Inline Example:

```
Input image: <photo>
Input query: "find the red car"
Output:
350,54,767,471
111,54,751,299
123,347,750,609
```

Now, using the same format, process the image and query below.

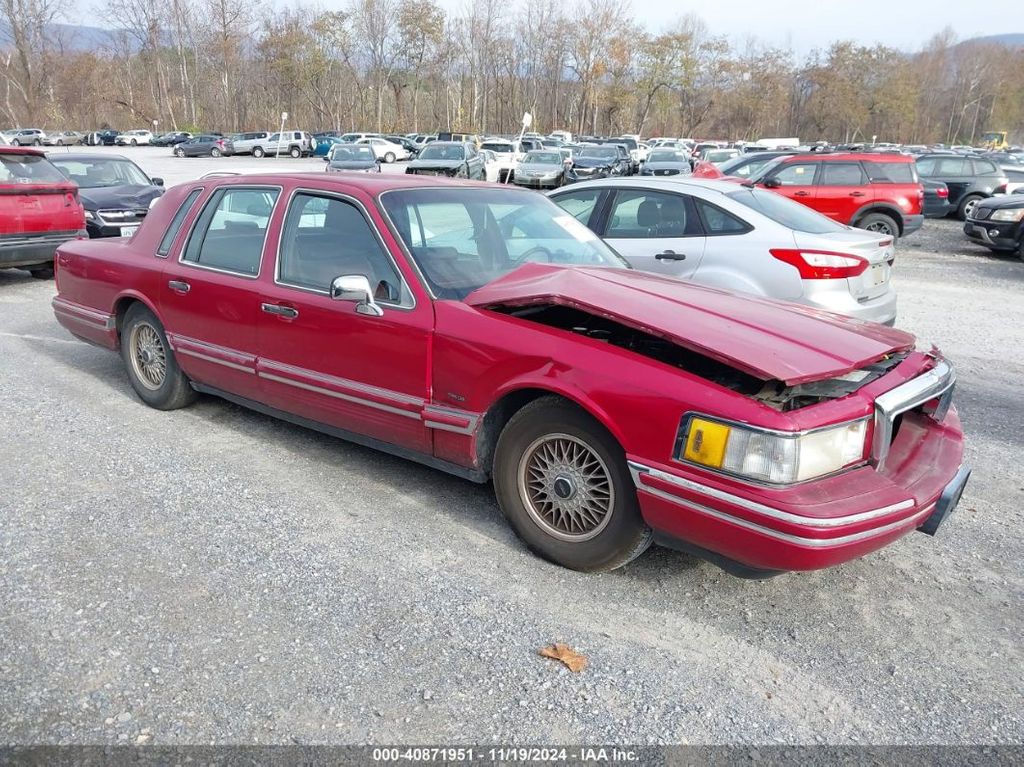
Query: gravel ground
1,156,1022,746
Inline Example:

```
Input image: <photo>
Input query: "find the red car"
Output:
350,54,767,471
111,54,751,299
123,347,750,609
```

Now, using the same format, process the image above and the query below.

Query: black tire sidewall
493,399,649,572
253,147,264,158
959,195,982,220
858,212,898,236
120,305,191,409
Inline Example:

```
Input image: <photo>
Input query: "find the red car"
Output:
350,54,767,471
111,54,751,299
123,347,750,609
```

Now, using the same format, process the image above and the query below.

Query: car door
597,188,706,278
159,184,281,402
761,160,819,206
256,187,433,453
814,161,869,223
934,157,970,205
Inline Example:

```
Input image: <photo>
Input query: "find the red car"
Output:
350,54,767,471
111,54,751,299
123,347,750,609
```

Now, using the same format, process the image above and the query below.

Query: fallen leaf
538,643,587,673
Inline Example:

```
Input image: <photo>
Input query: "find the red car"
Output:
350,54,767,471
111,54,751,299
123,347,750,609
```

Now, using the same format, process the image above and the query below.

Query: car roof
780,152,914,163
550,177,748,197
192,173,516,195
48,152,132,162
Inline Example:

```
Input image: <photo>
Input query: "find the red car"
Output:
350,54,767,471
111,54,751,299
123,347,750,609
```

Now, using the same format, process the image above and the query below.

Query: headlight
83,210,96,221
679,415,868,484
990,207,1024,222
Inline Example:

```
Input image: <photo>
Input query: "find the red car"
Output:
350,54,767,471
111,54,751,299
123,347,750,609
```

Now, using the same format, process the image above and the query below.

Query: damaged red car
51,174,969,577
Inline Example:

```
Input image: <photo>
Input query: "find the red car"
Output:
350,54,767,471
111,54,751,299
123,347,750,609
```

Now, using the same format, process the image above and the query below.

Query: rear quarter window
157,189,202,256
866,161,917,184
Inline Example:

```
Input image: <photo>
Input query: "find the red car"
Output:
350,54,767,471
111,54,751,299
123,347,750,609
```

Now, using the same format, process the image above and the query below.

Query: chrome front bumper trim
872,359,955,470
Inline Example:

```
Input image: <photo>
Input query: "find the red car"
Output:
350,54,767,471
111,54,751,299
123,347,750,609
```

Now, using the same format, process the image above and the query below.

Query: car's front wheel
174,147,185,157
120,304,197,410
253,146,264,158
289,146,301,158
959,194,983,220
384,151,396,163
493,397,652,572
858,212,899,237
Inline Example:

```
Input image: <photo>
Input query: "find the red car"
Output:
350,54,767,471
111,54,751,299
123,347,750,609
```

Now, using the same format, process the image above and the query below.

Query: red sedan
51,173,968,577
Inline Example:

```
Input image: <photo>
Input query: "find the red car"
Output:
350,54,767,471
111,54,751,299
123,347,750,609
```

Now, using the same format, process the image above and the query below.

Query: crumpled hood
466,264,915,385
79,184,162,211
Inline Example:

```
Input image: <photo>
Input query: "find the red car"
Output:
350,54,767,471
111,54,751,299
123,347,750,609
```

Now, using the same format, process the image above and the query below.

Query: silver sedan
549,177,898,325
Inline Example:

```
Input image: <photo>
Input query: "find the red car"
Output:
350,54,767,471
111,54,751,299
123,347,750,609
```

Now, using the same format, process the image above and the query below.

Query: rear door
598,188,706,278
814,161,869,224
160,184,280,402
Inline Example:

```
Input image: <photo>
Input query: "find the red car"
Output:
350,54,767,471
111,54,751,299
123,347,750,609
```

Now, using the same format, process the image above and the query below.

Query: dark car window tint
916,157,937,176
820,163,867,186
971,159,999,176
695,199,749,234
936,158,967,176
552,189,604,227
278,193,403,302
183,187,278,275
606,190,702,238
866,161,916,183
157,189,202,256
772,163,817,186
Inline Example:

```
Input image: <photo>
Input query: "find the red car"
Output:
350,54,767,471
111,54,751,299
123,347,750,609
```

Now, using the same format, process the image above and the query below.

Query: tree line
2,0,1023,144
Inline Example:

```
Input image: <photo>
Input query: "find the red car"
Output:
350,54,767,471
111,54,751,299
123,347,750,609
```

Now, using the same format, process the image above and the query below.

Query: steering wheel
511,246,553,266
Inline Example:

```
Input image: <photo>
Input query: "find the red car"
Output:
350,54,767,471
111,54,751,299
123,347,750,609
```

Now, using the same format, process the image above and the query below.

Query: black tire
33,139,41,146
492,396,652,572
29,266,54,279
289,146,301,158
210,147,221,157
253,146,265,158
130,138,137,146
11,139,20,146
958,194,983,221
174,147,185,158
384,151,396,163
857,212,899,237
120,304,197,411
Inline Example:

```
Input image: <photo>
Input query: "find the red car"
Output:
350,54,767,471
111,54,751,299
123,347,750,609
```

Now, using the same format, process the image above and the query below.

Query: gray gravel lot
1,151,1022,746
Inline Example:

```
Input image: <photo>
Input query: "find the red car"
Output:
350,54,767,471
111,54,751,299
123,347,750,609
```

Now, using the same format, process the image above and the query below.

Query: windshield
330,145,375,162
50,157,150,187
717,155,782,178
523,151,561,165
728,188,845,234
578,147,616,160
418,144,464,161
481,142,513,153
380,188,629,299
706,150,738,163
0,153,68,184
745,155,790,182
649,150,687,163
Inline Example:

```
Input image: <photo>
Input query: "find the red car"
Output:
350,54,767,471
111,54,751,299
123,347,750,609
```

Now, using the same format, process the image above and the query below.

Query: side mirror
762,177,781,189
330,274,383,317
151,177,164,186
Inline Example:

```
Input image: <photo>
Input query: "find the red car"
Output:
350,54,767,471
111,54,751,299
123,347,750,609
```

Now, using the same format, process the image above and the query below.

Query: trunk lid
0,182,82,235
467,264,914,385
794,229,896,300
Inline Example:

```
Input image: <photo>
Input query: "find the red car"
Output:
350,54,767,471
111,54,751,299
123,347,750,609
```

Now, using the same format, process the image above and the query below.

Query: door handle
655,250,686,261
794,191,810,197
850,191,866,197
261,303,299,319
168,279,190,293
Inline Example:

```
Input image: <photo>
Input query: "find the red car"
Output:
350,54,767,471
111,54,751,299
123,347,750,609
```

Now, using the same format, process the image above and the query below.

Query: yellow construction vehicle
981,131,1009,151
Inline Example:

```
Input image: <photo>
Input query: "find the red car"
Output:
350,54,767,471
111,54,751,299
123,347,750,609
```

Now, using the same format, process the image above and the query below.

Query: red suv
0,147,85,278
737,153,924,238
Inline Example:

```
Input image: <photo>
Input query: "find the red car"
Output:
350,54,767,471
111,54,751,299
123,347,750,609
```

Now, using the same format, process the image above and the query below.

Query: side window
916,158,937,176
552,189,604,227
972,159,998,176
937,158,967,176
820,162,867,186
182,187,278,275
771,163,817,186
695,199,750,234
157,188,202,257
606,190,702,238
278,193,404,303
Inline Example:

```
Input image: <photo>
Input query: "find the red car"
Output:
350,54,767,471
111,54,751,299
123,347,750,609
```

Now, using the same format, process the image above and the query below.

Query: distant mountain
0,21,140,53
957,33,1024,49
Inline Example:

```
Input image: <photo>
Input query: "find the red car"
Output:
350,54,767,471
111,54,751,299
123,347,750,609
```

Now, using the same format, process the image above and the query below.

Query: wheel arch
851,203,905,235
112,291,162,341
475,383,627,476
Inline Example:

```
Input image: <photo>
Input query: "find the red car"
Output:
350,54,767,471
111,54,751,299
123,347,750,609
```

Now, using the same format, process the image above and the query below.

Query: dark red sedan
51,173,969,577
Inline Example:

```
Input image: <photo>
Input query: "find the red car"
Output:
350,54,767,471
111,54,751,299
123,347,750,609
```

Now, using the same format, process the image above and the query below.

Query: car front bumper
963,220,1021,250
513,177,562,189
628,363,966,574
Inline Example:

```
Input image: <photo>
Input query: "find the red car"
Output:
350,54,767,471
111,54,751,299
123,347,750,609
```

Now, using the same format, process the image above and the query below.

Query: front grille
970,208,990,221
872,360,955,470
98,209,147,224
654,169,680,176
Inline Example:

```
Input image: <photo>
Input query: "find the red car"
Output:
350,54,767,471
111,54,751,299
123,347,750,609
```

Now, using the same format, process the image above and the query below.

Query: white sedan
355,137,409,163
549,177,899,325
115,130,153,146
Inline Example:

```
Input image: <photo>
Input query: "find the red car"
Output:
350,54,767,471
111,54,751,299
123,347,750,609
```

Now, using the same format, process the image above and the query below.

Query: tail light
64,190,78,207
936,187,949,199
878,238,893,248
769,249,869,279
993,185,1006,195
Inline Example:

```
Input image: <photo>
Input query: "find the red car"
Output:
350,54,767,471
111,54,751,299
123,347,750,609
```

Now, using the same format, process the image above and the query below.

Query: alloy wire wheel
129,322,167,391
517,433,615,541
